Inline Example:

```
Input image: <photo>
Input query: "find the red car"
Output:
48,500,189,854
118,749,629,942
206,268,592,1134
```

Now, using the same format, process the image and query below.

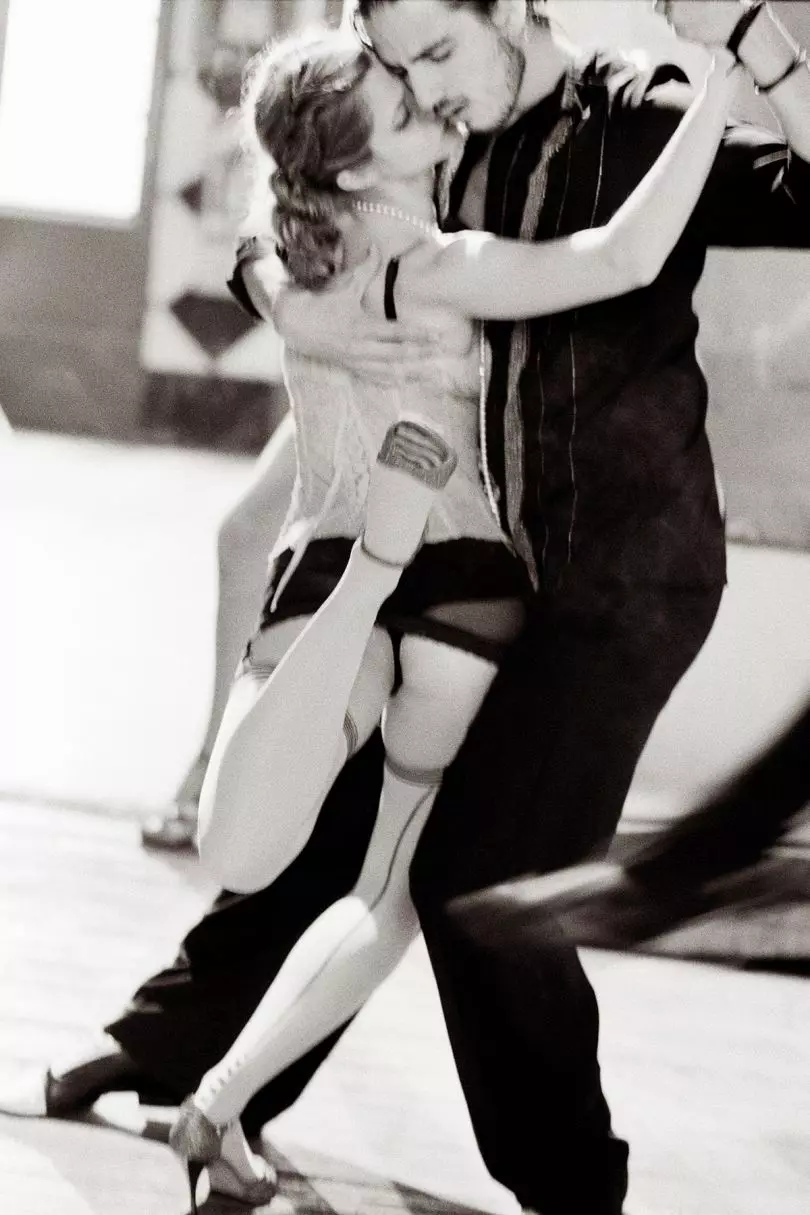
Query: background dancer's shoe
140,749,210,850
140,800,198,850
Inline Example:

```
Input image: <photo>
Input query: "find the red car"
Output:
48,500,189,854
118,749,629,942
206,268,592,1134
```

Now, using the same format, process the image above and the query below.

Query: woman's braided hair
242,29,374,290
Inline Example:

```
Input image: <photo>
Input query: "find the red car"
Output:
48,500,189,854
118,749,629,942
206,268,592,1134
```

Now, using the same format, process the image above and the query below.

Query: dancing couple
6,5,810,1215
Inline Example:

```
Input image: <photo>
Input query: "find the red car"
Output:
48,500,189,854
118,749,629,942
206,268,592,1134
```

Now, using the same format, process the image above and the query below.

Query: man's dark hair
356,1,548,26
357,0,498,16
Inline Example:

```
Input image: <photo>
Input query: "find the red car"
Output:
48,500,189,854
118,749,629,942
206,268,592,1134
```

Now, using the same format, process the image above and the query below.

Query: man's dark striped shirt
447,59,810,598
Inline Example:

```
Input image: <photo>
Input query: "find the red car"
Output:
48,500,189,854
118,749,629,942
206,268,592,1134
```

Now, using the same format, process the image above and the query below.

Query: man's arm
658,0,810,246
665,1,810,156
733,1,810,161
226,237,437,381
645,86,810,248
227,236,285,323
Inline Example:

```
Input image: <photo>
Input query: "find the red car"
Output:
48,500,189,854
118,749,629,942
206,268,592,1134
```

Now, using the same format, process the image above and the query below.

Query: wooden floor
1,431,809,1215
1,794,809,1215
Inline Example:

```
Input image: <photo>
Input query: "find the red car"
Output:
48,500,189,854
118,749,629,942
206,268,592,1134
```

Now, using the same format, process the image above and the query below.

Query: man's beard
490,37,527,133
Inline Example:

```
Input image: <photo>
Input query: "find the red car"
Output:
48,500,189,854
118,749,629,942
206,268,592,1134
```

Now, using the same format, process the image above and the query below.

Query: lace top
268,333,509,610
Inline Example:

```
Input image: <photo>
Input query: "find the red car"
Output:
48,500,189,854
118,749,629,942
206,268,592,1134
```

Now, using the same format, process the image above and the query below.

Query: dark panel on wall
0,216,149,438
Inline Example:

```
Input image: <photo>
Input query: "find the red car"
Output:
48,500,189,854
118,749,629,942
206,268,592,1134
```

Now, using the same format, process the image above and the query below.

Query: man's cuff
226,235,277,320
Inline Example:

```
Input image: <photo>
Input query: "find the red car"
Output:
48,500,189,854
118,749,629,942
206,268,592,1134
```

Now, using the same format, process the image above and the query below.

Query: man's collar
441,60,589,227
509,60,585,138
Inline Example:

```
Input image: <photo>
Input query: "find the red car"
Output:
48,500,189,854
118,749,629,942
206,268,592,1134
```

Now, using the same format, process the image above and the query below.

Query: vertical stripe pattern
566,103,607,565
498,74,580,588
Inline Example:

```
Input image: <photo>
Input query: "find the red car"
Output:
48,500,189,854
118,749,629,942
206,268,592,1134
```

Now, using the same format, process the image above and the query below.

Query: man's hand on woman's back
271,247,438,382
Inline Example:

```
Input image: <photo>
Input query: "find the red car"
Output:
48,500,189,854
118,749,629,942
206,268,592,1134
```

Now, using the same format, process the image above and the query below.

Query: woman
168,26,738,1210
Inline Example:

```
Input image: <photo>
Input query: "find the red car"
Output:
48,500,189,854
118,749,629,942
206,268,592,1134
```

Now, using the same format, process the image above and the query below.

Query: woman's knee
195,779,260,891
199,848,274,895
197,805,289,893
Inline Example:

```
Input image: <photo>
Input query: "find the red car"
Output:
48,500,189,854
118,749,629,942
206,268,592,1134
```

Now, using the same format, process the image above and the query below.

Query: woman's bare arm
401,52,738,321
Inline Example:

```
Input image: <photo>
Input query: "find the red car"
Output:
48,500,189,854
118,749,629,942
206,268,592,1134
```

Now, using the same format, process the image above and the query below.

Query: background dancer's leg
142,417,297,850
629,699,810,887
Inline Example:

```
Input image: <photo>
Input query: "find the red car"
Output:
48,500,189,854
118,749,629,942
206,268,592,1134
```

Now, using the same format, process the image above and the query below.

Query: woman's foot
170,1098,277,1212
140,751,210,850
361,419,457,569
210,1123,277,1202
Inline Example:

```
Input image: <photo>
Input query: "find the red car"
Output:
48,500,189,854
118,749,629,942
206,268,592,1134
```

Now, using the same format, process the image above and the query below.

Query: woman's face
360,59,463,183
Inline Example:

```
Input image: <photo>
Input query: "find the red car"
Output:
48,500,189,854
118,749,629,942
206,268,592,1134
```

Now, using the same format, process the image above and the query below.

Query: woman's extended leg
197,421,457,893
176,635,499,1146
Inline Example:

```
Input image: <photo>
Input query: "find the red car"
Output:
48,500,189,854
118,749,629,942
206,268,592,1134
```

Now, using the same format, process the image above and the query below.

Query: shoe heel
377,420,457,490
187,1160,204,1215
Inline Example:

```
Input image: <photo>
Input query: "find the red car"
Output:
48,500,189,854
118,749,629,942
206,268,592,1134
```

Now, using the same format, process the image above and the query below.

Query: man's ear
490,0,529,43
336,163,379,192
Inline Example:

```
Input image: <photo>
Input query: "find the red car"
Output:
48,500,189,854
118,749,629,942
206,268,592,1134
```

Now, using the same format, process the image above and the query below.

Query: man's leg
410,585,723,1215
113,730,386,1130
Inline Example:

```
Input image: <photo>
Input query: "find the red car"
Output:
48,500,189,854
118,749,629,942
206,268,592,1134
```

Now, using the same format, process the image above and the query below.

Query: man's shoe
0,1046,173,1117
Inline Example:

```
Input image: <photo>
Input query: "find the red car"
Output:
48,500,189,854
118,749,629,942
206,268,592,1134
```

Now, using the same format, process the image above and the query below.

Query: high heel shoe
169,1097,277,1213
361,419,458,571
377,418,457,490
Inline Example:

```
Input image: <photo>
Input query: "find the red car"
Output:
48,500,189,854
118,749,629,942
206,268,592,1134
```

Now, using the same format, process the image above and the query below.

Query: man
7,5,810,1214
229,4,809,1209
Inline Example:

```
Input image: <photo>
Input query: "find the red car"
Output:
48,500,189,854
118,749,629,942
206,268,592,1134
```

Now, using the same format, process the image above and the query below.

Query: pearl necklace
351,199,439,238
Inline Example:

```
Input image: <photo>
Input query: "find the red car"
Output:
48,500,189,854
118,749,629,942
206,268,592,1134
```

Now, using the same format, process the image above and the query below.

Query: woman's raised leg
197,618,394,892
197,420,458,893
